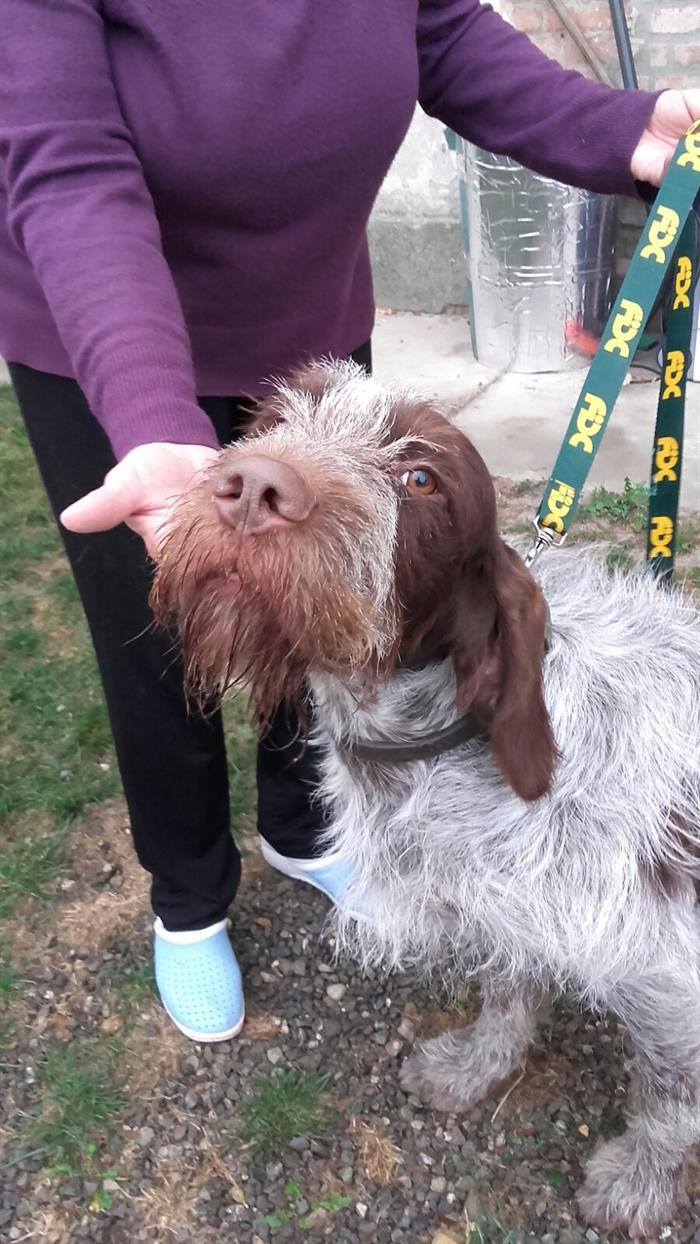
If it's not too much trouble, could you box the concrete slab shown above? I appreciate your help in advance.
[373,310,700,510]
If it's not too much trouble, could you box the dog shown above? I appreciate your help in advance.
[153,361,700,1238]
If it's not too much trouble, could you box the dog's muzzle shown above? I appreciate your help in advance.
[213,453,316,535]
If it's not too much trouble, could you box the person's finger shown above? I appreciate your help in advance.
[60,473,140,533]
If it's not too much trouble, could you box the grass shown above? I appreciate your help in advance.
[574,478,699,561]
[0,386,61,576]
[0,822,69,920]
[605,543,636,574]
[263,1179,352,1231]
[676,516,700,555]
[0,383,258,920]
[467,1214,516,1244]
[0,943,28,1041]
[112,963,157,1027]
[26,1039,125,1183]
[241,1068,338,1156]
[545,1167,569,1190]
[0,947,23,998]
[223,697,257,835]
[577,478,648,530]
[0,386,120,915]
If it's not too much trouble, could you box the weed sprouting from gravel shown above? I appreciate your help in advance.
[241,1068,337,1155]
[26,1039,125,1181]
[577,478,648,529]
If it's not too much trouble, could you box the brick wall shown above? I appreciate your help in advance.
[499,0,700,269]
[500,0,699,89]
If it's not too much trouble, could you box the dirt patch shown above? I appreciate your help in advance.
[409,985,482,1042]
[129,1142,246,1242]
[498,1052,575,1119]
[238,833,270,876]
[29,552,70,582]
[125,1009,187,1096]
[494,477,545,535]
[11,1204,81,1243]
[350,1117,403,1184]
[56,799,149,947]
[129,1155,204,1239]
[244,1011,285,1040]
[31,591,80,660]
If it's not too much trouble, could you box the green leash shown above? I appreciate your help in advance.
[528,121,700,580]
[646,214,698,580]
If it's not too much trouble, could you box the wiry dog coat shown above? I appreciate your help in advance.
[153,362,700,1238]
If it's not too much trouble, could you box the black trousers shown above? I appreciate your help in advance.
[9,342,371,930]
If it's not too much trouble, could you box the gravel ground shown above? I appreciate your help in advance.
[2,808,700,1244]
[2,482,699,1244]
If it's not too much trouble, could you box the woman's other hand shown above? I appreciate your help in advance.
[60,442,218,559]
[631,88,700,186]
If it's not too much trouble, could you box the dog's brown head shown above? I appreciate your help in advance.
[152,361,555,800]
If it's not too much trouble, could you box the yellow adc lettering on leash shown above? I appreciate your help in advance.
[662,350,685,401]
[640,205,680,265]
[649,515,674,559]
[677,119,700,173]
[673,256,693,311]
[530,124,700,576]
[542,481,576,534]
[568,392,607,454]
[654,436,679,483]
[603,299,643,358]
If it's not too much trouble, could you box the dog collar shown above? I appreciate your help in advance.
[340,712,485,765]
[340,601,553,766]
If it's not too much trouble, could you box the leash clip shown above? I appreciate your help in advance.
[524,519,566,568]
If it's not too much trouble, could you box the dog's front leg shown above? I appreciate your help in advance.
[578,963,700,1238]
[399,978,543,1113]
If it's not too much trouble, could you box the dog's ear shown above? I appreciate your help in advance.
[453,541,556,802]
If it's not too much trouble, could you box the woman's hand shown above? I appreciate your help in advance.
[60,442,219,559]
[631,88,700,186]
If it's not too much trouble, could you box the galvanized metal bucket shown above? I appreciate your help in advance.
[457,139,618,373]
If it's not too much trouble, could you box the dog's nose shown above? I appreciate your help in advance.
[213,455,315,533]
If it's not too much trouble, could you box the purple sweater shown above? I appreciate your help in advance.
[0,0,656,458]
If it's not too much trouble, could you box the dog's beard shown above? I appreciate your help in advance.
[151,475,399,724]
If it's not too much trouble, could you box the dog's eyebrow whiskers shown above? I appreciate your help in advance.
[380,435,442,462]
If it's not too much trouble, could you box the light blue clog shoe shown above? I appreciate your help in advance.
[258,837,355,900]
[259,837,370,919]
[154,917,245,1042]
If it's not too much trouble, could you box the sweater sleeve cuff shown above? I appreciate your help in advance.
[105,400,222,460]
[82,341,222,459]
[605,88,662,199]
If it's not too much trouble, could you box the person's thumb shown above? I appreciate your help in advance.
[60,465,141,534]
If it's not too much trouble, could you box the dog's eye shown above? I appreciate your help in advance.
[399,468,438,496]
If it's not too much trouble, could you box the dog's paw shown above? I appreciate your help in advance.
[577,1135,680,1239]
[399,1041,487,1113]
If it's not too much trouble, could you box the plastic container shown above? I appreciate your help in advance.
[456,139,618,373]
